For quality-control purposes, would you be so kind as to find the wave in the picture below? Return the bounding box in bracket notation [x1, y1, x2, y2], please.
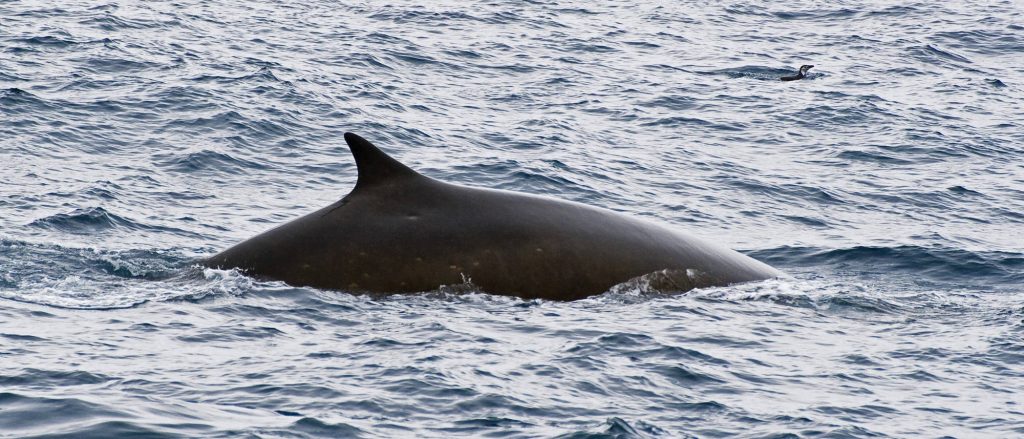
[10, 35, 84, 47]
[190, 66, 287, 84]
[0, 88, 52, 109]
[0, 392, 206, 438]
[0, 239, 250, 309]
[79, 13, 180, 31]
[751, 245, 1024, 289]
[907, 44, 975, 71]
[28, 207, 137, 234]
[554, 417, 666, 438]
[27, 207, 201, 238]
[152, 148, 270, 174]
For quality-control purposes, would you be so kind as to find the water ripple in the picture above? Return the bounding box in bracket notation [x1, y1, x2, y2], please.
[2, 0, 1023, 437]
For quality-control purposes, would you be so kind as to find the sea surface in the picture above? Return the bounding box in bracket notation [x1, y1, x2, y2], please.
[2, 1, 1023, 437]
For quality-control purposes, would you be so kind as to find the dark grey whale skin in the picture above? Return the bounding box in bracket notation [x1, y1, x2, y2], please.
[204, 133, 783, 300]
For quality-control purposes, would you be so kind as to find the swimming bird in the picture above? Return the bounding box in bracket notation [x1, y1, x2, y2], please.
[781, 64, 814, 81]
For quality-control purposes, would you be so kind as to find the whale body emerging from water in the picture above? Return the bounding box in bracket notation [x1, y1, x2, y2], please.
[204, 133, 782, 300]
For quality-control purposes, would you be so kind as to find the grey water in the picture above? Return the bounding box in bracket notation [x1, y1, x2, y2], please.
[2, 0, 1023, 437]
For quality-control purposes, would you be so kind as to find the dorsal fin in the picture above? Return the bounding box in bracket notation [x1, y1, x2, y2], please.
[344, 132, 422, 189]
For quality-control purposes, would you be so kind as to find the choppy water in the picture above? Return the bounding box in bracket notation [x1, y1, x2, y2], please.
[2, 0, 1023, 437]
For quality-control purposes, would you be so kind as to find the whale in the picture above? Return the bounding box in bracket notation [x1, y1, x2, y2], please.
[203, 133, 783, 300]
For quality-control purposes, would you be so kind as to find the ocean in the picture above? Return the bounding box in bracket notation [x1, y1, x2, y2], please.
[1, 1, 1023, 437]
